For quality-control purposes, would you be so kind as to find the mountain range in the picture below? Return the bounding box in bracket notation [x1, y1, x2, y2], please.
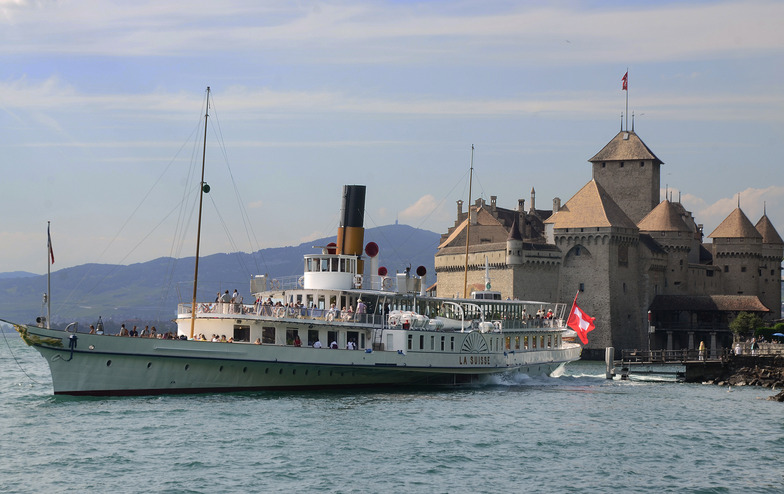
[0, 224, 440, 329]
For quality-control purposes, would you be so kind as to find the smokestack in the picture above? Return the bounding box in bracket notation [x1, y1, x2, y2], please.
[337, 185, 367, 272]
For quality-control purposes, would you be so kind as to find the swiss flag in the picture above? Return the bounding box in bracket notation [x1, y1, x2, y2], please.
[567, 293, 595, 345]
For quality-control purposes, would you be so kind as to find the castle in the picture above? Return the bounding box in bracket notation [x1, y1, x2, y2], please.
[434, 126, 783, 359]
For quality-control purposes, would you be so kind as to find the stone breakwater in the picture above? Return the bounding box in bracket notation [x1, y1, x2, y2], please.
[703, 355, 784, 402]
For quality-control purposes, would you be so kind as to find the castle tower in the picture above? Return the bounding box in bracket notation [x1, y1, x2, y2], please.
[638, 200, 692, 294]
[588, 130, 663, 225]
[544, 179, 643, 356]
[755, 212, 784, 316]
[506, 216, 523, 266]
[708, 208, 763, 298]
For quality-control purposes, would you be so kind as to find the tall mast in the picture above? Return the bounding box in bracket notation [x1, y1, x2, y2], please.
[462, 145, 474, 299]
[190, 87, 210, 339]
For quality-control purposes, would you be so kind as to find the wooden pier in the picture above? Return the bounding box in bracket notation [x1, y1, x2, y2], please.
[606, 348, 726, 382]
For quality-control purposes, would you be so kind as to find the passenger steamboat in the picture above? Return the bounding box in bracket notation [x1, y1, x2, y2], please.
[13, 184, 580, 396]
[11, 89, 580, 396]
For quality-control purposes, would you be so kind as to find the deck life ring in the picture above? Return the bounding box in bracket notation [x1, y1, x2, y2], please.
[272, 279, 282, 290]
[275, 307, 286, 318]
[200, 304, 210, 313]
[297, 276, 305, 287]
[326, 312, 335, 322]
[381, 277, 393, 290]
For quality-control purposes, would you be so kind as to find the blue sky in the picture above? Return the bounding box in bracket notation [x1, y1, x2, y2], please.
[2, 0, 783, 274]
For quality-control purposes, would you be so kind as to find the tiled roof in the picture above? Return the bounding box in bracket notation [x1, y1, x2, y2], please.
[543, 180, 637, 229]
[708, 208, 762, 239]
[438, 207, 507, 249]
[589, 130, 663, 164]
[755, 214, 784, 244]
[638, 200, 691, 232]
[649, 295, 770, 312]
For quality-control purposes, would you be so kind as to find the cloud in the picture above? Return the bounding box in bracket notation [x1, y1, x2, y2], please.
[1, 1, 783, 65]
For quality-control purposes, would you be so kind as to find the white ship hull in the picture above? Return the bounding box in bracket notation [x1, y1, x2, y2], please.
[16, 323, 581, 396]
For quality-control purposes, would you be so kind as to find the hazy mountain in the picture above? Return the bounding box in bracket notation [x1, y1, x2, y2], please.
[0, 224, 440, 327]
[0, 271, 39, 279]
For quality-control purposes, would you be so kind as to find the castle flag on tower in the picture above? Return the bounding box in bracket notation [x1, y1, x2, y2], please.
[622, 71, 628, 91]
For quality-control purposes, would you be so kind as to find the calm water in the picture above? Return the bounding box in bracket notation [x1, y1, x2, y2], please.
[1, 333, 782, 494]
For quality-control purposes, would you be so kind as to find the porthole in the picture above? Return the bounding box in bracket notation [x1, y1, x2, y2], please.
[185, 364, 190, 371]
[106, 360, 112, 367]
[147, 362, 152, 369]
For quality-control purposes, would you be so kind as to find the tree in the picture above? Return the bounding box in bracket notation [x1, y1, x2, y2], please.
[729, 311, 763, 339]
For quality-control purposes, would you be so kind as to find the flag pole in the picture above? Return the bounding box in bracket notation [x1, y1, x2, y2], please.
[47, 221, 51, 329]
[625, 67, 629, 131]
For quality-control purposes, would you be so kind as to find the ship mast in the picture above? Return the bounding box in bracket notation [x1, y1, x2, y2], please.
[462, 145, 474, 299]
[190, 87, 210, 339]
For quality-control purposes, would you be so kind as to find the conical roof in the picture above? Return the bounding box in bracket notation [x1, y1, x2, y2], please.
[507, 216, 522, 241]
[544, 180, 637, 229]
[589, 130, 663, 164]
[708, 208, 762, 239]
[755, 214, 784, 244]
[638, 200, 691, 232]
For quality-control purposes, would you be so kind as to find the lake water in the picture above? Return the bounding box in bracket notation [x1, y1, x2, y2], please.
[1, 333, 782, 493]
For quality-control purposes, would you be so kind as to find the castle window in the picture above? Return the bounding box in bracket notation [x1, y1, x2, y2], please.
[623, 282, 627, 293]
[579, 283, 585, 292]
[724, 265, 729, 273]
[640, 161, 644, 167]
[772, 269, 776, 276]
[602, 162, 606, 168]
[706, 271, 713, 277]
[620, 162, 624, 168]
[741, 266, 747, 273]
[575, 246, 581, 256]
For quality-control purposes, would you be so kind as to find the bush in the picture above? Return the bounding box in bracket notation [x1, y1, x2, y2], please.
[730, 312, 763, 338]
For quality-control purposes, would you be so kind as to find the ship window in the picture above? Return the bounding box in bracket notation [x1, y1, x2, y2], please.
[431, 336, 435, 350]
[328, 331, 338, 346]
[450, 337, 455, 351]
[440, 336, 445, 351]
[321, 259, 329, 271]
[524, 336, 529, 349]
[532, 336, 537, 349]
[408, 334, 413, 350]
[515, 336, 520, 349]
[285, 329, 299, 345]
[419, 335, 424, 350]
[340, 258, 346, 272]
[540, 335, 545, 348]
[505, 337, 510, 350]
[262, 327, 276, 344]
[233, 325, 250, 342]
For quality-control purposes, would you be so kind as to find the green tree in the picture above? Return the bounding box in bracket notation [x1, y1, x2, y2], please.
[729, 311, 763, 339]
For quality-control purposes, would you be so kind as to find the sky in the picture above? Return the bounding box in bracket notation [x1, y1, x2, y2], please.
[1, 0, 783, 275]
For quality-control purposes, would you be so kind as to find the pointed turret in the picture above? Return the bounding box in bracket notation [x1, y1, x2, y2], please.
[506, 216, 523, 266]
[709, 208, 763, 298]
